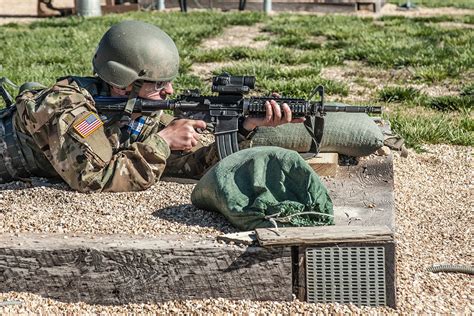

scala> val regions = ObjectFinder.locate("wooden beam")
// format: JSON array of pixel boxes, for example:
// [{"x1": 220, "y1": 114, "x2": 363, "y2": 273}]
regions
[
  {"x1": 325, "y1": 154, "x2": 394, "y2": 228},
  {"x1": 0, "y1": 234, "x2": 292, "y2": 304},
  {"x1": 306, "y1": 153, "x2": 338, "y2": 177},
  {"x1": 256, "y1": 225, "x2": 393, "y2": 247},
  {"x1": 217, "y1": 231, "x2": 257, "y2": 245}
]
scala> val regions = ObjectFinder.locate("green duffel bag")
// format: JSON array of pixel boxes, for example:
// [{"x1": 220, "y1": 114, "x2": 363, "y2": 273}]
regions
[
  {"x1": 191, "y1": 146, "x2": 334, "y2": 231},
  {"x1": 252, "y1": 104, "x2": 384, "y2": 157}
]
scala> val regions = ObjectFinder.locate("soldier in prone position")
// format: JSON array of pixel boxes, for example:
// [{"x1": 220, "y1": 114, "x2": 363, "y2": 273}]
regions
[{"x1": 3, "y1": 20, "x2": 303, "y2": 192}]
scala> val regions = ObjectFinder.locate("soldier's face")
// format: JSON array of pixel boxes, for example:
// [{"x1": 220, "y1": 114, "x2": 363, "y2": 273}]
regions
[
  {"x1": 138, "y1": 81, "x2": 173, "y2": 100},
  {"x1": 110, "y1": 81, "x2": 174, "y2": 100}
]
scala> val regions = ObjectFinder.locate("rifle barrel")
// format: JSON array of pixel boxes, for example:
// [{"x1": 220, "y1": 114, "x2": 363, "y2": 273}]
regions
[
  {"x1": 323, "y1": 104, "x2": 382, "y2": 114},
  {"x1": 94, "y1": 97, "x2": 174, "y2": 114}
]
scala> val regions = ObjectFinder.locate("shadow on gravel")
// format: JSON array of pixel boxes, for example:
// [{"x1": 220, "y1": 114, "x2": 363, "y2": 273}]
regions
[
  {"x1": 152, "y1": 204, "x2": 238, "y2": 234},
  {"x1": 0, "y1": 177, "x2": 69, "y2": 191}
]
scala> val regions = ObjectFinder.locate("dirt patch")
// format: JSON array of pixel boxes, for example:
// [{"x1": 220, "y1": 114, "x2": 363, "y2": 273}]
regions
[
  {"x1": 190, "y1": 61, "x2": 237, "y2": 79},
  {"x1": 309, "y1": 35, "x2": 328, "y2": 45},
  {"x1": 372, "y1": 3, "x2": 474, "y2": 17},
  {"x1": 321, "y1": 61, "x2": 462, "y2": 102},
  {"x1": 0, "y1": 17, "x2": 40, "y2": 26},
  {"x1": 436, "y1": 22, "x2": 474, "y2": 29},
  {"x1": 200, "y1": 23, "x2": 269, "y2": 50}
]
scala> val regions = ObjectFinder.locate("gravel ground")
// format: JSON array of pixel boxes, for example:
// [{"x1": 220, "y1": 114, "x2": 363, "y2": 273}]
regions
[
  {"x1": 0, "y1": 179, "x2": 237, "y2": 238},
  {"x1": 0, "y1": 144, "x2": 472, "y2": 314},
  {"x1": 1, "y1": 4, "x2": 473, "y2": 314}
]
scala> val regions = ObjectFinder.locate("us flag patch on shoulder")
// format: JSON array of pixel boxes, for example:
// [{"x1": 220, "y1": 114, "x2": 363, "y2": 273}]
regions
[{"x1": 73, "y1": 112, "x2": 103, "y2": 138}]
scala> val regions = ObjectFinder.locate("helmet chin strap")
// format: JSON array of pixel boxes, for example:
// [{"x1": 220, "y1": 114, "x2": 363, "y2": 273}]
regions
[
  {"x1": 118, "y1": 81, "x2": 143, "y2": 147},
  {"x1": 122, "y1": 80, "x2": 143, "y2": 121}
]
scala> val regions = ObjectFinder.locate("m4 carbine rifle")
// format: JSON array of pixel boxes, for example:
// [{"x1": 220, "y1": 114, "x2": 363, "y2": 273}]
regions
[
  {"x1": 0, "y1": 73, "x2": 382, "y2": 159},
  {"x1": 94, "y1": 73, "x2": 382, "y2": 159}
]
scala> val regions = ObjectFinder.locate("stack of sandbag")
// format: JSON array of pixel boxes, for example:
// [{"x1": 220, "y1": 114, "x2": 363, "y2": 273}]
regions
[{"x1": 191, "y1": 102, "x2": 389, "y2": 231}]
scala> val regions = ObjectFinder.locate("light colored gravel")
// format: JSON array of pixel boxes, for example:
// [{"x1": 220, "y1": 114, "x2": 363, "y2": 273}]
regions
[
  {"x1": 0, "y1": 179, "x2": 237, "y2": 239},
  {"x1": 0, "y1": 294, "x2": 392, "y2": 314},
  {"x1": 0, "y1": 144, "x2": 472, "y2": 314},
  {"x1": 392, "y1": 144, "x2": 473, "y2": 314}
]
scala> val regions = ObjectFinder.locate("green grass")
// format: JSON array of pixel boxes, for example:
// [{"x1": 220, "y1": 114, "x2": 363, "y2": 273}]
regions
[
  {"x1": 389, "y1": 111, "x2": 473, "y2": 150},
  {"x1": 209, "y1": 62, "x2": 350, "y2": 97},
  {"x1": 378, "y1": 86, "x2": 421, "y2": 103},
  {"x1": 378, "y1": 86, "x2": 473, "y2": 112},
  {"x1": 0, "y1": 10, "x2": 472, "y2": 148},
  {"x1": 0, "y1": 11, "x2": 265, "y2": 86},
  {"x1": 264, "y1": 14, "x2": 473, "y2": 75}
]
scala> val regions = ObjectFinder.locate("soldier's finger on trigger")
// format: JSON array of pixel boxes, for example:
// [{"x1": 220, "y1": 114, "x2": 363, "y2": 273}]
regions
[
  {"x1": 192, "y1": 130, "x2": 201, "y2": 141},
  {"x1": 191, "y1": 119, "x2": 207, "y2": 129}
]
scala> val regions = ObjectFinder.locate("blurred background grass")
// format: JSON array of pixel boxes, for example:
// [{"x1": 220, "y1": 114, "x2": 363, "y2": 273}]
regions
[{"x1": 0, "y1": 6, "x2": 472, "y2": 149}]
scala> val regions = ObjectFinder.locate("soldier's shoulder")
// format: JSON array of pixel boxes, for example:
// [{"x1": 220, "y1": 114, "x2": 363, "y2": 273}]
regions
[{"x1": 16, "y1": 77, "x2": 97, "y2": 117}]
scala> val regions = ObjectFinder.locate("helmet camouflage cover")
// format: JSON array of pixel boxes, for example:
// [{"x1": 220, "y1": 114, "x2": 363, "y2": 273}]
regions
[{"x1": 93, "y1": 20, "x2": 180, "y2": 88}]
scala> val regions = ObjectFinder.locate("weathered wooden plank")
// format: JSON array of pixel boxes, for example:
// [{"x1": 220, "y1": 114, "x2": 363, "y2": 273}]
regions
[
  {"x1": 256, "y1": 226, "x2": 393, "y2": 246},
  {"x1": 217, "y1": 231, "x2": 257, "y2": 245},
  {"x1": 323, "y1": 154, "x2": 394, "y2": 228},
  {"x1": 0, "y1": 234, "x2": 292, "y2": 304},
  {"x1": 306, "y1": 153, "x2": 338, "y2": 177}
]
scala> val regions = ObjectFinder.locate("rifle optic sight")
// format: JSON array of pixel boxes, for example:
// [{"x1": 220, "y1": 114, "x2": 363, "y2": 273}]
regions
[{"x1": 212, "y1": 73, "x2": 255, "y2": 95}]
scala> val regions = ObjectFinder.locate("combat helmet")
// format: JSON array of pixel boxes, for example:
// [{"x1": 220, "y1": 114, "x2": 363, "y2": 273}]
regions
[{"x1": 93, "y1": 20, "x2": 180, "y2": 89}]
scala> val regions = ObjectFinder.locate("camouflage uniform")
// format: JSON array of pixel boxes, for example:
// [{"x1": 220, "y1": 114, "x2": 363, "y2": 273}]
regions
[{"x1": 13, "y1": 77, "x2": 249, "y2": 192}]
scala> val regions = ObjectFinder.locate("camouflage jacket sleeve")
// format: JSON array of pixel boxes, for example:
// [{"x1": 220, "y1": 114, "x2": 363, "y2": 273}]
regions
[{"x1": 15, "y1": 82, "x2": 170, "y2": 192}]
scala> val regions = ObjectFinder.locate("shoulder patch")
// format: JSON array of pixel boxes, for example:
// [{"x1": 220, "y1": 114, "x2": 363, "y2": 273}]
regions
[{"x1": 73, "y1": 112, "x2": 103, "y2": 138}]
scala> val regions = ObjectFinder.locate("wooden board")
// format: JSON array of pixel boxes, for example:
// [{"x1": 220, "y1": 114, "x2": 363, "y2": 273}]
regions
[
  {"x1": 256, "y1": 225, "x2": 393, "y2": 246},
  {"x1": 217, "y1": 231, "x2": 257, "y2": 245},
  {"x1": 324, "y1": 154, "x2": 394, "y2": 228},
  {"x1": 306, "y1": 153, "x2": 338, "y2": 177},
  {"x1": 0, "y1": 234, "x2": 292, "y2": 304}
]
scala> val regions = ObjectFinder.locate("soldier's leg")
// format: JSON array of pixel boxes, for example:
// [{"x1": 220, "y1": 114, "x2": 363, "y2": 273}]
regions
[{"x1": 162, "y1": 144, "x2": 219, "y2": 180}]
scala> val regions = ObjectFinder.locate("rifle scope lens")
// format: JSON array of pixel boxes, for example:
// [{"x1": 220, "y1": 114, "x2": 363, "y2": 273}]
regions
[
  {"x1": 213, "y1": 75, "x2": 255, "y2": 89},
  {"x1": 239, "y1": 76, "x2": 255, "y2": 89}
]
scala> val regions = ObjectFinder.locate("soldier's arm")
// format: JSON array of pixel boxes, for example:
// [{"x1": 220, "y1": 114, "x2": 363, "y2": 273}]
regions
[
  {"x1": 161, "y1": 119, "x2": 254, "y2": 180},
  {"x1": 17, "y1": 85, "x2": 171, "y2": 192}
]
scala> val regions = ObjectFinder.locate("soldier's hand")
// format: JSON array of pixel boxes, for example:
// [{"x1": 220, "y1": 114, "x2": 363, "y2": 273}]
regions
[
  {"x1": 158, "y1": 119, "x2": 206, "y2": 151},
  {"x1": 242, "y1": 100, "x2": 306, "y2": 131}
]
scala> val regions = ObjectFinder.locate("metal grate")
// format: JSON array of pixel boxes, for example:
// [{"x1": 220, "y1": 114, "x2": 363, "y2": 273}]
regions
[{"x1": 306, "y1": 246, "x2": 386, "y2": 306}]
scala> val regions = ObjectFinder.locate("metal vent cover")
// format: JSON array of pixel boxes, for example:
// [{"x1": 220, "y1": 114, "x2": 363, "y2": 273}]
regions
[{"x1": 306, "y1": 246, "x2": 386, "y2": 306}]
